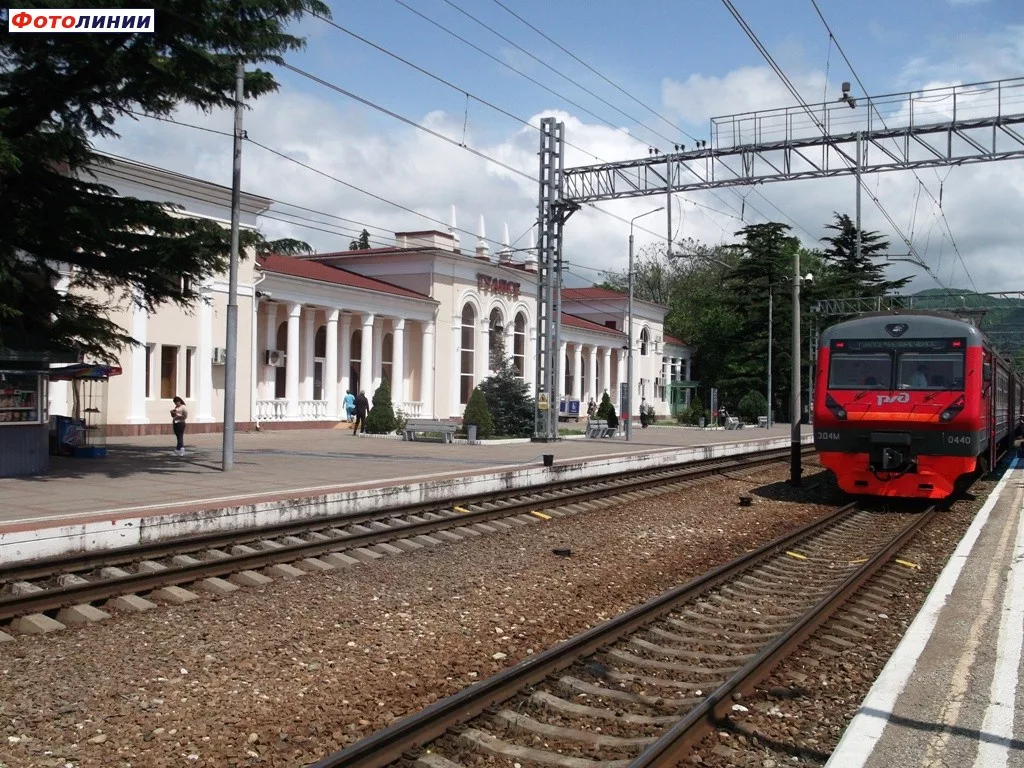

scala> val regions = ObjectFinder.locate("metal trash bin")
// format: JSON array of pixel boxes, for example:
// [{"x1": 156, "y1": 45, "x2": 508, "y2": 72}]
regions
[{"x1": 467, "y1": 424, "x2": 477, "y2": 443}]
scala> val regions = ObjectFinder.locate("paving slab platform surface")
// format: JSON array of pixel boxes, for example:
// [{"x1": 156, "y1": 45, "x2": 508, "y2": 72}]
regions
[
  {"x1": 0, "y1": 424, "x2": 809, "y2": 562},
  {"x1": 827, "y1": 455, "x2": 1024, "y2": 768}
]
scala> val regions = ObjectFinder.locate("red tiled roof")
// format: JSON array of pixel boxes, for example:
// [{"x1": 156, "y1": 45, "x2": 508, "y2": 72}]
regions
[
  {"x1": 664, "y1": 334, "x2": 690, "y2": 346},
  {"x1": 562, "y1": 287, "x2": 626, "y2": 300},
  {"x1": 257, "y1": 255, "x2": 433, "y2": 301},
  {"x1": 560, "y1": 312, "x2": 625, "y2": 336}
]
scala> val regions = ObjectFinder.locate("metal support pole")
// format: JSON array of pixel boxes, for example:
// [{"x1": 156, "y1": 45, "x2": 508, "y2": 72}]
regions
[
  {"x1": 808, "y1": 319, "x2": 815, "y2": 426},
  {"x1": 766, "y1": 286, "x2": 773, "y2": 428},
  {"x1": 855, "y1": 131, "x2": 862, "y2": 263},
  {"x1": 221, "y1": 60, "x2": 244, "y2": 471},
  {"x1": 627, "y1": 207, "x2": 663, "y2": 441},
  {"x1": 790, "y1": 249, "x2": 802, "y2": 485},
  {"x1": 627, "y1": 232, "x2": 634, "y2": 442}
]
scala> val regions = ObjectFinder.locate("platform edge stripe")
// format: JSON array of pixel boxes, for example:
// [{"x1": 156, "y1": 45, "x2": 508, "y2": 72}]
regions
[
  {"x1": 824, "y1": 456, "x2": 1021, "y2": 768},
  {"x1": 972, "y1": 476, "x2": 1024, "y2": 768}
]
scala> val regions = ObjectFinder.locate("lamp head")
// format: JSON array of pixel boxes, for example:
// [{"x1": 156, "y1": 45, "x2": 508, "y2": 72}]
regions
[{"x1": 804, "y1": 273, "x2": 814, "y2": 283}]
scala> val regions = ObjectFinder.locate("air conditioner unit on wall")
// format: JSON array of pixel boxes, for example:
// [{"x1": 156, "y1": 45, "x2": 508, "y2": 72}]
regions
[
  {"x1": 265, "y1": 349, "x2": 286, "y2": 367},
  {"x1": 212, "y1": 347, "x2": 227, "y2": 365}
]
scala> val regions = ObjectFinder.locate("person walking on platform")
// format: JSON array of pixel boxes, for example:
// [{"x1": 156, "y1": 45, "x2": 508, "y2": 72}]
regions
[
  {"x1": 170, "y1": 396, "x2": 188, "y2": 455},
  {"x1": 352, "y1": 389, "x2": 370, "y2": 434},
  {"x1": 343, "y1": 389, "x2": 356, "y2": 422}
]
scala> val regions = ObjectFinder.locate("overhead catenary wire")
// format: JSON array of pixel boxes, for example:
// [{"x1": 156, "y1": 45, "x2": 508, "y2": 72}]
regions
[
  {"x1": 720, "y1": 0, "x2": 952, "y2": 292},
  {"x1": 807, "y1": 0, "x2": 977, "y2": 292}
]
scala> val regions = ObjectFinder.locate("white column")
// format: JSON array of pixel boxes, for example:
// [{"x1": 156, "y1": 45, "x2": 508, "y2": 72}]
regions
[
  {"x1": 325, "y1": 308, "x2": 339, "y2": 418},
  {"x1": 360, "y1": 313, "x2": 374, "y2": 396},
  {"x1": 587, "y1": 346, "x2": 598, "y2": 402},
  {"x1": 392, "y1": 318, "x2": 405, "y2": 405},
  {"x1": 302, "y1": 309, "x2": 315, "y2": 401},
  {"x1": 127, "y1": 291, "x2": 149, "y2": 424},
  {"x1": 285, "y1": 302, "x2": 301, "y2": 418},
  {"x1": 504, "y1": 322, "x2": 515, "y2": 368},
  {"x1": 372, "y1": 317, "x2": 384, "y2": 392},
  {"x1": 422, "y1": 320, "x2": 435, "y2": 418},
  {"x1": 477, "y1": 316, "x2": 489, "y2": 379},
  {"x1": 685, "y1": 357, "x2": 692, "y2": 407},
  {"x1": 197, "y1": 291, "x2": 214, "y2": 421},
  {"x1": 339, "y1": 314, "x2": 352, "y2": 397},
  {"x1": 48, "y1": 268, "x2": 72, "y2": 417},
  {"x1": 572, "y1": 343, "x2": 583, "y2": 401},
  {"x1": 451, "y1": 316, "x2": 462, "y2": 416},
  {"x1": 262, "y1": 303, "x2": 279, "y2": 400},
  {"x1": 559, "y1": 340, "x2": 568, "y2": 401},
  {"x1": 602, "y1": 347, "x2": 611, "y2": 396}
]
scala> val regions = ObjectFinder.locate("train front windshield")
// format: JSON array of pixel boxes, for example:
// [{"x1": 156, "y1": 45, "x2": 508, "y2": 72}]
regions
[{"x1": 828, "y1": 338, "x2": 966, "y2": 391}]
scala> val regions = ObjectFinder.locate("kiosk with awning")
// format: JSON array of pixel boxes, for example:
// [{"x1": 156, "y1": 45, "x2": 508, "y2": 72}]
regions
[{"x1": 48, "y1": 363, "x2": 122, "y2": 458}]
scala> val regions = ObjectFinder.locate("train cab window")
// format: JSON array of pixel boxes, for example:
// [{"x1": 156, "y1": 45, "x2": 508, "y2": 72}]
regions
[
  {"x1": 829, "y1": 352, "x2": 891, "y2": 389},
  {"x1": 896, "y1": 352, "x2": 964, "y2": 390}
]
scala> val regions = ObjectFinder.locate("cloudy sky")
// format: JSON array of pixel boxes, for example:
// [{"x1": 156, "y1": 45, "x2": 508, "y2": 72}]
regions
[{"x1": 97, "y1": 0, "x2": 1024, "y2": 294}]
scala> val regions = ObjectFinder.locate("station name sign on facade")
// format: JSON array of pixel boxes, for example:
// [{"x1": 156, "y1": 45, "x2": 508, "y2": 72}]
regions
[{"x1": 477, "y1": 274, "x2": 521, "y2": 301}]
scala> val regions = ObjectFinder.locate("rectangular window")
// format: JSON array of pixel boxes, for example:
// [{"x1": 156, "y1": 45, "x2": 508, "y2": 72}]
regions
[
  {"x1": 828, "y1": 352, "x2": 892, "y2": 390},
  {"x1": 896, "y1": 352, "x2": 964, "y2": 391},
  {"x1": 160, "y1": 345, "x2": 179, "y2": 399},
  {"x1": 185, "y1": 347, "x2": 195, "y2": 399},
  {"x1": 145, "y1": 344, "x2": 154, "y2": 398}
]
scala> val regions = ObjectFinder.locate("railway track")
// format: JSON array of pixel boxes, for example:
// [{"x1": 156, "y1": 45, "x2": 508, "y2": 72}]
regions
[
  {"x1": 308, "y1": 500, "x2": 936, "y2": 768},
  {"x1": 0, "y1": 445, "x2": 816, "y2": 629}
]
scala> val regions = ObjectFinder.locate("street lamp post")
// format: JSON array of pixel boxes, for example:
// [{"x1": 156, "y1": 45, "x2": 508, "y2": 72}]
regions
[
  {"x1": 627, "y1": 207, "x2": 664, "y2": 441},
  {"x1": 767, "y1": 284, "x2": 773, "y2": 429}
]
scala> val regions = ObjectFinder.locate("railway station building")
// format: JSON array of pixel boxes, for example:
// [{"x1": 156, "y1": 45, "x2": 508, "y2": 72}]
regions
[{"x1": 46, "y1": 156, "x2": 695, "y2": 434}]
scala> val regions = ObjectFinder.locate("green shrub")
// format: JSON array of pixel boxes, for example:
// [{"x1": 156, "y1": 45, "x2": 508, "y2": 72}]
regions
[
  {"x1": 364, "y1": 379, "x2": 399, "y2": 434},
  {"x1": 737, "y1": 391, "x2": 769, "y2": 424},
  {"x1": 463, "y1": 387, "x2": 494, "y2": 439},
  {"x1": 595, "y1": 391, "x2": 619, "y2": 430}
]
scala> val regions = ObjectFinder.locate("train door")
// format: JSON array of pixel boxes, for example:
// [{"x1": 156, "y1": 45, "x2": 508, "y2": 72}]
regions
[{"x1": 984, "y1": 351, "x2": 996, "y2": 473}]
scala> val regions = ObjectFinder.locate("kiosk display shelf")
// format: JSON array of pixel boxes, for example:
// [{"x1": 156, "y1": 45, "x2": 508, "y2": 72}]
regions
[{"x1": 0, "y1": 372, "x2": 44, "y2": 425}]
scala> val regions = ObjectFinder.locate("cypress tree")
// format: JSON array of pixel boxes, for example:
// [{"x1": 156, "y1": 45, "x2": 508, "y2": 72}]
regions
[
  {"x1": 364, "y1": 379, "x2": 399, "y2": 434},
  {"x1": 596, "y1": 391, "x2": 618, "y2": 430},
  {"x1": 463, "y1": 387, "x2": 494, "y2": 439}
]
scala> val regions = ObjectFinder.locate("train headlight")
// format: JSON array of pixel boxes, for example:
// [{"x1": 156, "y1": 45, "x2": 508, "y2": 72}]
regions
[{"x1": 939, "y1": 395, "x2": 966, "y2": 423}]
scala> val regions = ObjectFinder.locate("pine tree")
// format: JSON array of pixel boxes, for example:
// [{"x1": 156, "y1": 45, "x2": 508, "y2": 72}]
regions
[
  {"x1": 820, "y1": 212, "x2": 911, "y2": 299},
  {"x1": 596, "y1": 391, "x2": 618, "y2": 430},
  {"x1": 364, "y1": 379, "x2": 399, "y2": 434},
  {"x1": 463, "y1": 387, "x2": 494, "y2": 439},
  {"x1": 348, "y1": 229, "x2": 371, "y2": 250},
  {"x1": 479, "y1": 335, "x2": 534, "y2": 437},
  {"x1": 0, "y1": 0, "x2": 328, "y2": 360}
]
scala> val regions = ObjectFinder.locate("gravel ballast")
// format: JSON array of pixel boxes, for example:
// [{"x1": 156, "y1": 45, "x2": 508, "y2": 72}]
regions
[{"x1": 1, "y1": 463, "x2": 842, "y2": 768}]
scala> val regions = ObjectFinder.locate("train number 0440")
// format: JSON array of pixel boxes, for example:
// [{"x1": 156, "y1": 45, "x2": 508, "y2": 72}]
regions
[{"x1": 945, "y1": 435, "x2": 973, "y2": 445}]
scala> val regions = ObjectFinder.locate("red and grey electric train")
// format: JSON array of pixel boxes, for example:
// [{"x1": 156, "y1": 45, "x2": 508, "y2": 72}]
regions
[{"x1": 813, "y1": 311, "x2": 1024, "y2": 499}]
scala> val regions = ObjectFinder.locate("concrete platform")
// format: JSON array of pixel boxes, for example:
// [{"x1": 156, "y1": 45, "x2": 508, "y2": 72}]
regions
[
  {"x1": 827, "y1": 455, "x2": 1024, "y2": 768},
  {"x1": 0, "y1": 423, "x2": 810, "y2": 564}
]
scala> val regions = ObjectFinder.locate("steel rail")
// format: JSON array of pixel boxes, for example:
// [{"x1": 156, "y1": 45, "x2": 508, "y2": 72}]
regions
[
  {"x1": 628, "y1": 504, "x2": 939, "y2": 766},
  {"x1": 0, "y1": 446, "x2": 812, "y2": 584},
  {"x1": 306, "y1": 501, "x2": 859, "y2": 768},
  {"x1": 0, "y1": 447, "x2": 816, "y2": 621}
]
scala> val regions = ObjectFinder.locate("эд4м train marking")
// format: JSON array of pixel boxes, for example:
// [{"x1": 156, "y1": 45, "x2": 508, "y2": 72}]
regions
[{"x1": 813, "y1": 311, "x2": 1024, "y2": 499}]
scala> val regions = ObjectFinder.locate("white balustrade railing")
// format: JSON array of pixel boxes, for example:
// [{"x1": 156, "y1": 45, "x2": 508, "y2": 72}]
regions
[
  {"x1": 257, "y1": 399, "x2": 334, "y2": 421},
  {"x1": 256, "y1": 399, "x2": 288, "y2": 421},
  {"x1": 400, "y1": 401, "x2": 423, "y2": 418},
  {"x1": 298, "y1": 399, "x2": 328, "y2": 419}
]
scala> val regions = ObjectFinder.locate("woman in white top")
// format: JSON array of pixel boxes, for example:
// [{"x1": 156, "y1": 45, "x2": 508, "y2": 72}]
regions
[{"x1": 170, "y1": 396, "x2": 188, "y2": 455}]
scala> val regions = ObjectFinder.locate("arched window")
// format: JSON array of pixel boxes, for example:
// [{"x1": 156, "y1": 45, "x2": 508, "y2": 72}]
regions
[
  {"x1": 350, "y1": 328, "x2": 362, "y2": 394},
  {"x1": 460, "y1": 304, "x2": 476, "y2": 405},
  {"x1": 382, "y1": 332, "x2": 393, "y2": 386},
  {"x1": 513, "y1": 312, "x2": 526, "y2": 378},
  {"x1": 274, "y1": 321, "x2": 288, "y2": 399},
  {"x1": 313, "y1": 326, "x2": 327, "y2": 400},
  {"x1": 488, "y1": 307, "x2": 504, "y2": 370},
  {"x1": 640, "y1": 327, "x2": 650, "y2": 356}
]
